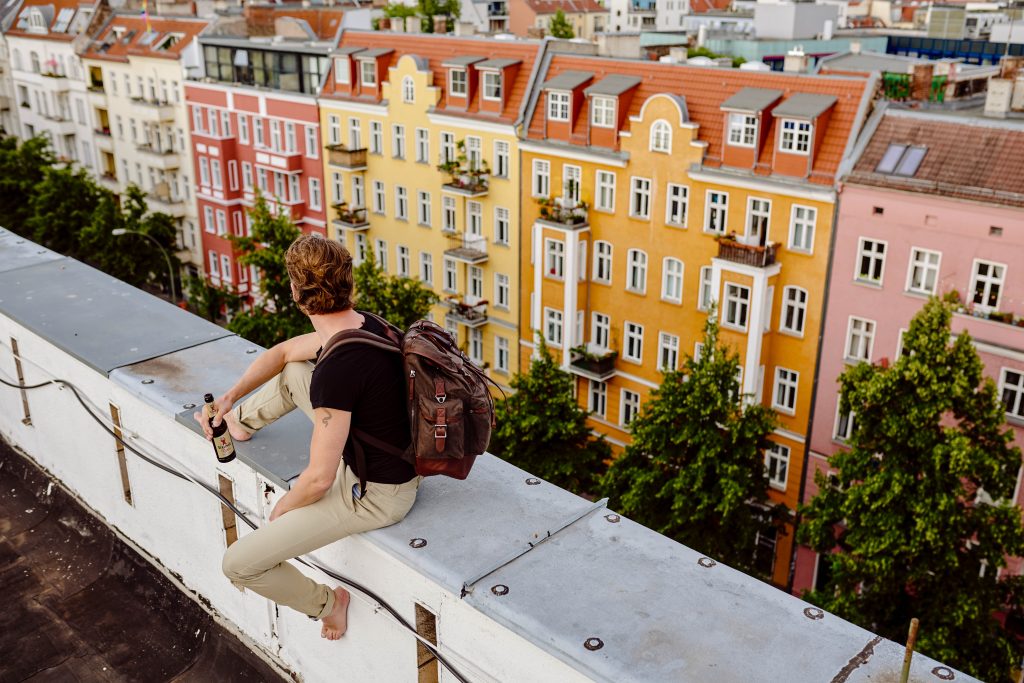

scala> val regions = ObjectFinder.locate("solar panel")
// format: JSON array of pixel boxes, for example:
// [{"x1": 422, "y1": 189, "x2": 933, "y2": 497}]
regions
[
  {"x1": 895, "y1": 146, "x2": 927, "y2": 177},
  {"x1": 875, "y1": 143, "x2": 906, "y2": 174},
  {"x1": 52, "y1": 8, "x2": 74, "y2": 33}
]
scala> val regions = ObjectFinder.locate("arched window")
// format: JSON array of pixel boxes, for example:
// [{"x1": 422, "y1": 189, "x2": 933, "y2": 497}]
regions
[
  {"x1": 650, "y1": 120, "x2": 671, "y2": 153},
  {"x1": 30, "y1": 51, "x2": 41, "y2": 74},
  {"x1": 402, "y1": 76, "x2": 415, "y2": 103}
]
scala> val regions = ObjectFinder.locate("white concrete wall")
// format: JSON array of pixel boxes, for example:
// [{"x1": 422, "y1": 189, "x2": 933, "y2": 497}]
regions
[{"x1": 754, "y1": 2, "x2": 839, "y2": 40}]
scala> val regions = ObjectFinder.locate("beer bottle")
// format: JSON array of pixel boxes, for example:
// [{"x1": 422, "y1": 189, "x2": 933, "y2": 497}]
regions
[{"x1": 204, "y1": 393, "x2": 236, "y2": 463}]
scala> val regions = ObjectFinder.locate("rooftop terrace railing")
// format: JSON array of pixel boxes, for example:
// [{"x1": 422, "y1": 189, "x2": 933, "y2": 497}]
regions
[{"x1": 0, "y1": 228, "x2": 978, "y2": 683}]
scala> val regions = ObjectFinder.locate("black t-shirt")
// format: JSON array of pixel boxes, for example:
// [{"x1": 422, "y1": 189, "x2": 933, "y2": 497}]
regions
[{"x1": 309, "y1": 312, "x2": 415, "y2": 485}]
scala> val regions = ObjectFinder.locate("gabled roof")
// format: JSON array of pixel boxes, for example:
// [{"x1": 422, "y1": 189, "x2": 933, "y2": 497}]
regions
[
  {"x1": 326, "y1": 31, "x2": 543, "y2": 126},
  {"x1": 6, "y1": 0, "x2": 98, "y2": 42},
  {"x1": 846, "y1": 109, "x2": 1024, "y2": 208},
  {"x1": 772, "y1": 93, "x2": 837, "y2": 120},
  {"x1": 584, "y1": 74, "x2": 642, "y2": 97},
  {"x1": 525, "y1": 53, "x2": 872, "y2": 185},
  {"x1": 721, "y1": 87, "x2": 783, "y2": 112},
  {"x1": 81, "y1": 15, "x2": 209, "y2": 62}
]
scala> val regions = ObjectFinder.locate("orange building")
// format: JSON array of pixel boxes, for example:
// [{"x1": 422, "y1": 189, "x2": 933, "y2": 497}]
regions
[{"x1": 518, "y1": 53, "x2": 873, "y2": 586}]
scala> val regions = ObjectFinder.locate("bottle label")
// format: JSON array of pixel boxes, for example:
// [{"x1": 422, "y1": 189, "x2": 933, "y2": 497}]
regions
[{"x1": 214, "y1": 434, "x2": 234, "y2": 460}]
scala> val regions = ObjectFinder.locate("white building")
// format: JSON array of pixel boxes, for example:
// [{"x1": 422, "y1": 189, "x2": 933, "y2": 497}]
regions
[
  {"x1": 0, "y1": 0, "x2": 24, "y2": 136},
  {"x1": 7, "y1": 0, "x2": 102, "y2": 170},
  {"x1": 79, "y1": 14, "x2": 209, "y2": 278},
  {"x1": 608, "y1": 0, "x2": 657, "y2": 32},
  {"x1": 753, "y1": 0, "x2": 839, "y2": 40}
]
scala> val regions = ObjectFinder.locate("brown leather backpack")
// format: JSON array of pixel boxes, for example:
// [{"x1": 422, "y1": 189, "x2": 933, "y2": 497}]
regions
[{"x1": 319, "y1": 312, "x2": 498, "y2": 498}]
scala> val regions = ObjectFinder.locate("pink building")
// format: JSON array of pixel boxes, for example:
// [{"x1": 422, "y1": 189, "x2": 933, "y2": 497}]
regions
[
  {"x1": 793, "y1": 107, "x2": 1024, "y2": 593},
  {"x1": 184, "y1": 6, "x2": 344, "y2": 298}
]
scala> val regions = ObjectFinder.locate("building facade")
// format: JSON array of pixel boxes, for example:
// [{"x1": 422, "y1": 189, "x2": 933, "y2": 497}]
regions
[
  {"x1": 7, "y1": 0, "x2": 102, "y2": 169},
  {"x1": 519, "y1": 53, "x2": 873, "y2": 586},
  {"x1": 318, "y1": 32, "x2": 543, "y2": 389},
  {"x1": 507, "y1": 0, "x2": 607, "y2": 40},
  {"x1": 185, "y1": 7, "x2": 344, "y2": 296},
  {"x1": 793, "y1": 108, "x2": 1024, "y2": 592},
  {"x1": 80, "y1": 15, "x2": 209, "y2": 279}
]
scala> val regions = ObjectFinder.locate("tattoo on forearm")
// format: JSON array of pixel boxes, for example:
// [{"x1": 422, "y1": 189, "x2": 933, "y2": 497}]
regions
[{"x1": 320, "y1": 410, "x2": 332, "y2": 429}]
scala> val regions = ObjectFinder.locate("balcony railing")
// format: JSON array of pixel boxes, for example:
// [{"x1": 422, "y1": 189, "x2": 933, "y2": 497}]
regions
[
  {"x1": 568, "y1": 346, "x2": 618, "y2": 381},
  {"x1": 444, "y1": 231, "x2": 488, "y2": 264},
  {"x1": 536, "y1": 196, "x2": 589, "y2": 229},
  {"x1": 717, "y1": 237, "x2": 778, "y2": 268},
  {"x1": 326, "y1": 144, "x2": 368, "y2": 170},
  {"x1": 438, "y1": 153, "x2": 490, "y2": 197},
  {"x1": 331, "y1": 204, "x2": 369, "y2": 230},
  {"x1": 445, "y1": 296, "x2": 488, "y2": 328}
]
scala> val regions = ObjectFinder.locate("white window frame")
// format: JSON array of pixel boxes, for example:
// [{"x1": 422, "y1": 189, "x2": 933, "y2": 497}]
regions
[
  {"x1": 589, "y1": 380, "x2": 607, "y2": 417},
  {"x1": 620, "y1": 389, "x2": 641, "y2": 427},
  {"x1": 746, "y1": 198, "x2": 771, "y2": 243},
  {"x1": 723, "y1": 283, "x2": 750, "y2": 330},
  {"x1": 495, "y1": 273, "x2": 510, "y2": 309},
  {"x1": 834, "y1": 402, "x2": 855, "y2": 442},
  {"x1": 402, "y1": 75, "x2": 415, "y2": 103},
  {"x1": 547, "y1": 91, "x2": 570, "y2": 121},
  {"x1": 305, "y1": 126, "x2": 318, "y2": 159},
  {"x1": 765, "y1": 443, "x2": 790, "y2": 491},
  {"x1": 595, "y1": 170, "x2": 616, "y2": 212},
  {"x1": 449, "y1": 69, "x2": 467, "y2": 97},
  {"x1": 666, "y1": 184, "x2": 688, "y2": 227},
  {"x1": 630, "y1": 176, "x2": 651, "y2": 219},
  {"x1": 970, "y1": 259, "x2": 1006, "y2": 312},
  {"x1": 420, "y1": 251, "x2": 434, "y2": 285},
  {"x1": 789, "y1": 205, "x2": 816, "y2": 253},
  {"x1": 592, "y1": 312, "x2": 610, "y2": 350},
  {"x1": 772, "y1": 367, "x2": 799, "y2": 414},
  {"x1": 415, "y1": 127, "x2": 430, "y2": 163},
  {"x1": 444, "y1": 257, "x2": 457, "y2": 292},
  {"x1": 705, "y1": 191, "x2": 729, "y2": 234},
  {"x1": 1000, "y1": 368, "x2": 1024, "y2": 421},
  {"x1": 855, "y1": 238, "x2": 887, "y2": 285},
  {"x1": 661, "y1": 257, "x2": 683, "y2": 304},
  {"x1": 780, "y1": 286, "x2": 808, "y2": 337},
  {"x1": 728, "y1": 112, "x2": 757, "y2": 147},
  {"x1": 649, "y1": 119, "x2": 671, "y2": 153},
  {"x1": 593, "y1": 241, "x2": 613, "y2": 285},
  {"x1": 626, "y1": 249, "x2": 647, "y2": 294},
  {"x1": 496, "y1": 336, "x2": 510, "y2": 374},
  {"x1": 397, "y1": 245, "x2": 410, "y2": 277},
  {"x1": 395, "y1": 185, "x2": 408, "y2": 220},
  {"x1": 482, "y1": 71, "x2": 502, "y2": 101},
  {"x1": 532, "y1": 159, "x2": 550, "y2": 197},
  {"x1": 780, "y1": 119, "x2": 812, "y2": 155},
  {"x1": 544, "y1": 307, "x2": 564, "y2": 347},
  {"x1": 845, "y1": 317, "x2": 876, "y2": 362},
  {"x1": 698, "y1": 266, "x2": 713, "y2": 311},
  {"x1": 623, "y1": 321, "x2": 644, "y2": 364},
  {"x1": 906, "y1": 247, "x2": 941, "y2": 296},
  {"x1": 392, "y1": 124, "x2": 405, "y2": 159},
  {"x1": 592, "y1": 96, "x2": 616, "y2": 127},
  {"x1": 545, "y1": 238, "x2": 565, "y2": 280},
  {"x1": 494, "y1": 140, "x2": 510, "y2": 178},
  {"x1": 417, "y1": 190, "x2": 432, "y2": 226},
  {"x1": 658, "y1": 332, "x2": 680, "y2": 372},
  {"x1": 494, "y1": 207, "x2": 510, "y2": 245},
  {"x1": 359, "y1": 59, "x2": 376, "y2": 86}
]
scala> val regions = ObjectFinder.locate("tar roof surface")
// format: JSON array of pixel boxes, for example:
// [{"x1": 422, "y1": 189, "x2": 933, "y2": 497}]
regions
[
  {"x1": 525, "y1": 53, "x2": 871, "y2": 184},
  {"x1": 847, "y1": 109, "x2": 1024, "y2": 207}
]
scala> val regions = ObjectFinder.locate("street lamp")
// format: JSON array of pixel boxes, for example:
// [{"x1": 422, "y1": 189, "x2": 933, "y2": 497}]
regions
[{"x1": 111, "y1": 228, "x2": 177, "y2": 304}]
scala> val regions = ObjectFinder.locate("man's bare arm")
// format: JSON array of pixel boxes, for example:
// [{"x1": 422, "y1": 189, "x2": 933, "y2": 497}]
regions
[
  {"x1": 271, "y1": 406, "x2": 349, "y2": 520},
  {"x1": 199, "y1": 333, "x2": 321, "y2": 435}
]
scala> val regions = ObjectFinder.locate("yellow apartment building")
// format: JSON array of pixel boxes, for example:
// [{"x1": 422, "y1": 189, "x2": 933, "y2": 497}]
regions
[
  {"x1": 519, "y1": 53, "x2": 871, "y2": 586},
  {"x1": 318, "y1": 32, "x2": 543, "y2": 389}
]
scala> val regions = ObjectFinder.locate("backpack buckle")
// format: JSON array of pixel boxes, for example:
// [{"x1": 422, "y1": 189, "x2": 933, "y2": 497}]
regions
[
  {"x1": 436, "y1": 394, "x2": 446, "y2": 403},
  {"x1": 434, "y1": 424, "x2": 447, "y2": 438}
]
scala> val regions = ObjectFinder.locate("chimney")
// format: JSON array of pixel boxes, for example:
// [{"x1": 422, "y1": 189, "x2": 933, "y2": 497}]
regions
[
  {"x1": 850, "y1": 40, "x2": 861, "y2": 54},
  {"x1": 910, "y1": 62, "x2": 934, "y2": 100},
  {"x1": 406, "y1": 16, "x2": 422, "y2": 33},
  {"x1": 668, "y1": 46, "x2": 687, "y2": 63},
  {"x1": 433, "y1": 15, "x2": 448, "y2": 33},
  {"x1": 784, "y1": 46, "x2": 809, "y2": 73},
  {"x1": 455, "y1": 20, "x2": 476, "y2": 35},
  {"x1": 985, "y1": 78, "x2": 1013, "y2": 118}
]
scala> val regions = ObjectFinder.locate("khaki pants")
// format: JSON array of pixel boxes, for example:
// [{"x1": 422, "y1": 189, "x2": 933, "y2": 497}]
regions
[{"x1": 222, "y1": 361, "x2": 420, "y2": 619}]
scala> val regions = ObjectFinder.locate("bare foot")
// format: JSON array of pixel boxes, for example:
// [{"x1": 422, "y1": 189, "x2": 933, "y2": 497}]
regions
[
  {"x1": 320, "y1": 587, "x2": 350, "y2": 641},
  {"x1": 192, "y1": 410, "x2": 252, "y2": 442}
]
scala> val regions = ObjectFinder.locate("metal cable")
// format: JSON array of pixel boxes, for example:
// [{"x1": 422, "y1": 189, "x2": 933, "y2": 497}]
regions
[{"x1": 0, "y1": 362, "x2": 471, "y2": 683}]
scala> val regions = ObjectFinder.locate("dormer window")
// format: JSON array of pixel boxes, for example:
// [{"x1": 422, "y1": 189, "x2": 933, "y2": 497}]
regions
[
  {"x1": 359, "y1": 60, "x2": 376, "y2": 86},
  {"x1": 780, "y1": 119, "x2": 812, "y2": 155},
  {"x1": 334, "y1": 57, "x2": 350, "y2": 84},
  {"x1": 591, "y1": 96, "x2": 615, "y2": 127},
  {"x1": 482, "y1": 71, "x2": 502, "y2": 101},
  {"x1": 650, "y1": 120, "x2": 671, "y2": 153},
  {"x1": 27, "y1": 9, "x2": 47, "y2": 32},
  {"x1": 450, "y1": 69, "x2": 467, "y2": 97},
  {"x1": 727, "y1": 113, "x2": 757, "y2": 147},
  {"x1": 548, "y1": 92, "x2": 570, "y2": 121}
]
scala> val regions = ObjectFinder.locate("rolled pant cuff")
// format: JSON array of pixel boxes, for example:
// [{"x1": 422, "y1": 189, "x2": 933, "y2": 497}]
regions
[
  {"x1": 313, "y1": 586, "x2": 336, "y2": 621},
  {"x1": 232, "y1": 406, "x2": 257, "y2": 436}
]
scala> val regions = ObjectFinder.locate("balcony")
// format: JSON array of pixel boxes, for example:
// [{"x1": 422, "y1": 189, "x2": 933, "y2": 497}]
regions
[
  {"x1": 148, "y1": 183, "x2": 187, "y2": 218},
  {"x1": 94, "y1": 131, "x2": 114, "y2": 152},
  {"x1": 39, "y1": 73, "x2": 70, "y2": 92},
  {"x1": 40, "y1": 113, "x2": 76, "y2": 135},
  {"x1": 568, "y1": 345, "x2": 618, "y2": 381},
  {"x1": 535, "y1": 197, "x2": 589, "y2": 231},
  {"x1": 717, "y1": 237, "x2": 778, "y2": 268},
  {"x1": 135, "y1": 144, "x2": 180, "y2": 170},
  {"x1": 438, "y1": 154, "x2": 490, "y2": 198},
  {"x1": 132, "y1": 98, "x2": 175, "y2": 122},
  {"x1": 444, "y1": 231, "x2": 488, "y2": 264},
  {"x1": 254, "y1": 148, "x2": 302, "y2": 174},
  {"x1": 326, "y1": 144, "x2": 368, "y2": 171},
  {"x1": 97, "y1": 172, "x2": 119, "y2": 190},
  {"x1": 331, "y1": 204, "x2": 369, "y2": 231},
  {"x1": 445, "y1": 296, "x2": 488, "y2": 328}
]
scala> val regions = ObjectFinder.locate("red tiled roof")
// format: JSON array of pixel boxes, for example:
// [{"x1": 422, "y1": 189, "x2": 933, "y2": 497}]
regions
[
  {"x1": 689, "y1": 0, "x2": 733, "y2": 14},
  {"x1": 327, "y1": 32, "x2": 543, "y2": 125},
  {"x1": 526, "y1": 54, "x2": 871, "y2": 184},
  {"x1": 6, "y1": 0, "x2": 98, "y2": 42},
  {"x1": 242, "y1": 6, "x2": 345, "y2": 40},
  {"x1": 524, "y1": 0, "x2": 606, "y2": 15},
  {"x1": 81, "y1": 15, "x2": 209, "y2": 62},
  {"x1": 846, "y1": 110, "x2": 1024, "y2": 208}
]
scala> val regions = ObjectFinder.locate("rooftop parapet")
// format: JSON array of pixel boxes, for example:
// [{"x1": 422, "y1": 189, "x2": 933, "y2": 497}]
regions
[{"x1": 0, "y1": 227, "x2": 978, "y2": 682}]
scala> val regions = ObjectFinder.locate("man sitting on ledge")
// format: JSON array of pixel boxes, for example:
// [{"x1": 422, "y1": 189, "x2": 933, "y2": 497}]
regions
[{"x1": 194, "y1": 234, "x2": 418, "y2": 640}]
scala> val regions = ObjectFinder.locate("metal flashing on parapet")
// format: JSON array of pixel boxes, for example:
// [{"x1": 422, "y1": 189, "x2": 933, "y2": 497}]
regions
[{"x1": 460, "y1": 498, "x2": 609, "y2": 597}]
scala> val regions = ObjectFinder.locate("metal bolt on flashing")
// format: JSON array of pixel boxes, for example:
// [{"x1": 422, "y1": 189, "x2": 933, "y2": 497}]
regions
[
  {"x1": 525, "y1": 478, "x2": 541, "y2": 485},
  {"x1": 584, "y1": 638, "x2": 604, "y2": 651},
  {"x1": 141, "y1": 379, "x2": 154, "y2": 384},
  {"x1": 803, "y1": 607, "x2": 824, "y2": 621},
  {"x1": 697, "y1": 557, "x2": 716, "y2": 568},
  {"x1": 409, "y1": 538, "x2": 427, "y2": 549},
  {"x1": 246, "y1": 348, "x2": 258, "y2": 354},
  {"x1": 604, "y1": 514, "x2": 620, "y2": 523},
  {"x1": 931, "y1": 666, "x2": 955, "y2": 680},
  {"x1": 183, "y1": 403, "x2": 196, "y2": 409},
  {"x1": 491, "y1": 584, "x2": 509, "y2": 596}
]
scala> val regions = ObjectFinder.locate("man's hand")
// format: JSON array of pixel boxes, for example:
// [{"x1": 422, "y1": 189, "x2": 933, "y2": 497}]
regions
[{"x1": 192, "y1": 392, "x2": 235, "y2": 440}]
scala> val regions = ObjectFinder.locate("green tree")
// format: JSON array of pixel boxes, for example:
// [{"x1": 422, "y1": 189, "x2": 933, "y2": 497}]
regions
[
  {"x1": 25, "y1": 165, "x2": 105, "y2": 257},
  {"x1": 353, "y1": 253, "x2": 439, "y2": 329},
  {"x1": 0, "y1": 135, "x2": 56, "y2": 234},
  {"x1": 226, "y1": 193, "x2": 312, "y2": 347},
  {"x1": 489, "y1": 338, "x2": 611, "y2": 494},
  {"x1": 798, "y1": 298, "x2": 1024, "y2": 682},
  {"x1": 599, "y1": 314, "x2": 782, "y2": 577},
  {"x1": 185, "y1": 275, "x2": 242, "y2": 324},
  {"x1": 548, "y1": 9, "x2": 574, "y2": 39},
  {"x1": 78, "y1": 185, "x2": 180, "y2": 292}
]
